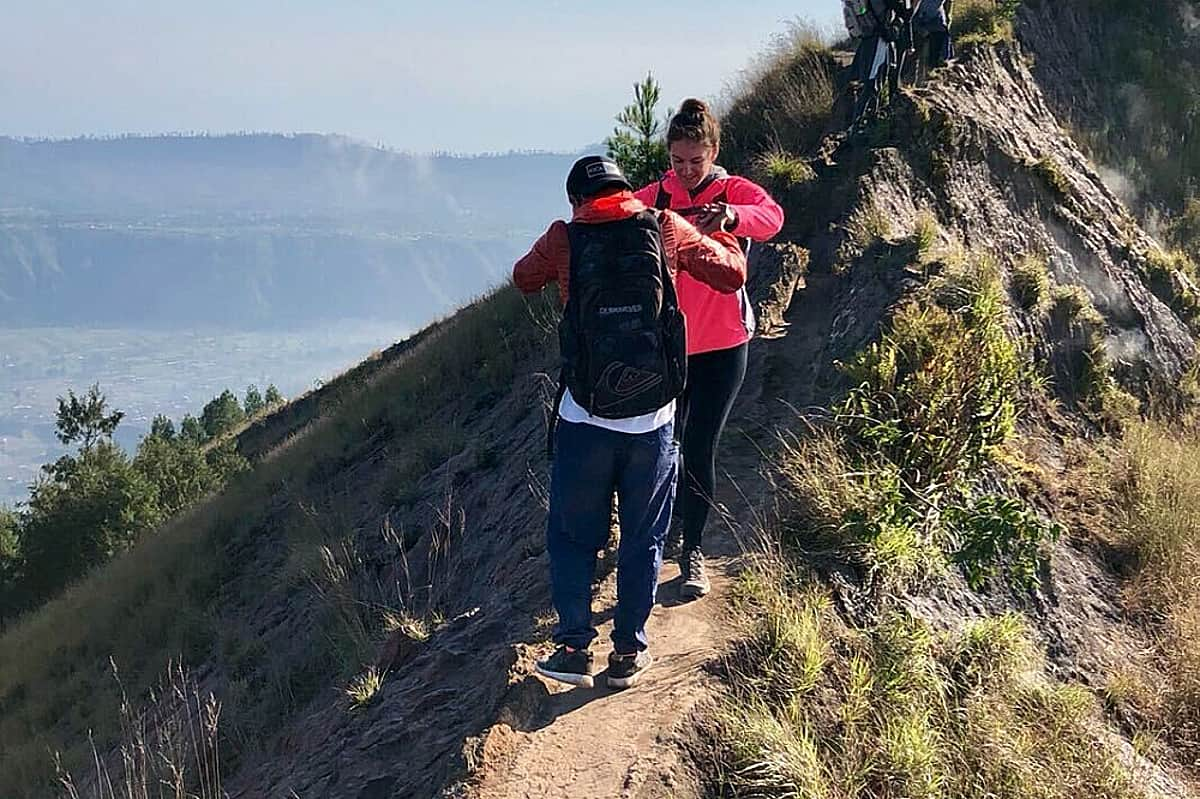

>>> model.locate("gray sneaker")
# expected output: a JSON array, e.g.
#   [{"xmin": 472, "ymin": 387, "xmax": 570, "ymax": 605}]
[
  {"xmin": 680, "ymin": 548, "xmax": 711, "ymax": 599},
  {"xmin": 607, "ymin": 650, "xmax": 653, "ymax": 689}
]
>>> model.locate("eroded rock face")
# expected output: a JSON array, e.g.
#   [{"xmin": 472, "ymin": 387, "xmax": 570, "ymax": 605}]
[
  {"xmin": 767, "ymin": 44, "xmax": 1193, "ymax": 417},
  {"xmin": 897, "ymin": 45, "xmax": 1194, "ymax": 392}
]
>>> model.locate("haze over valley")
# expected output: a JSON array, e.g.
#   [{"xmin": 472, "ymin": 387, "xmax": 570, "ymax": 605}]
[{"xmin": 0, "ymin": 133, "xmax": 576, "ymax": 504}]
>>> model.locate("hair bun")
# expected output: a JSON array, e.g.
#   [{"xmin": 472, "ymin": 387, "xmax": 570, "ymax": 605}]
[{"xmin": 679, "ymin": 98, "xmax": 709, "ymax": 117}]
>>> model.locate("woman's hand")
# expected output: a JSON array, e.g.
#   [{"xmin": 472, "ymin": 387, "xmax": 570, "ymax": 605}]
[{"xmin": 694, "ymin": 202, "xmax": 737, "ymax": 235}]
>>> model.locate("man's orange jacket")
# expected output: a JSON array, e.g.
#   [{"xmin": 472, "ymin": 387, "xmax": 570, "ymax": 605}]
[{"xmin": 512, "ymin": 190, "xmax": 747, "ymax": 304}]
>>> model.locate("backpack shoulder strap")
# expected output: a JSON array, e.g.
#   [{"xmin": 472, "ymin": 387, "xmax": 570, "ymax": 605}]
[
  {"xmin": 643, "ymin": 210, "xmax": 681, "ymax": 312},
  {"xmin": 654, "ymin": 180, "xmax": 671, "ymax": 211}
]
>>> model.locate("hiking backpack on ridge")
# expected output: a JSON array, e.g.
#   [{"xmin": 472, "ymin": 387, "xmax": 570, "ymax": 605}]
[{"xmin": 559, "ymin": 210, "xmax": 687, "ymax": 419}]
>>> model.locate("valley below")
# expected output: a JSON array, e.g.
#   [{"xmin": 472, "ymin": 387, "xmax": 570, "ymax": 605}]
[{"xmin": 0, "ymin": 321, "xmax": 407, "ymax": 505}]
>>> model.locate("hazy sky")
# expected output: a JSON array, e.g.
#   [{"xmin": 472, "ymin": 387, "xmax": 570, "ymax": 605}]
[{"xmin": 1, "ymin": 1, "xmax": 840, "ymax": 154}]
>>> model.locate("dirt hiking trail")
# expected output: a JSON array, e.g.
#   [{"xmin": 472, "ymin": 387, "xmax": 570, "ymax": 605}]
[{"xmin": 468, "ymin": 524, "xmax": 744, "ymax": 799}]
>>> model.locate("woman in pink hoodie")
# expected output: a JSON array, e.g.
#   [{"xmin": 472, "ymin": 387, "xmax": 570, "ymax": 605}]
[{"xmin": 634, "ymin": 98, "xmax": 784, "ymax": 600}]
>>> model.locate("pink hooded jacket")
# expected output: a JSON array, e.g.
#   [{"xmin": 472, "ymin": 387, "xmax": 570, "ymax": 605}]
[{"xmin": 635, "ymin": 168, "xmax": 784, "ymax": 355}]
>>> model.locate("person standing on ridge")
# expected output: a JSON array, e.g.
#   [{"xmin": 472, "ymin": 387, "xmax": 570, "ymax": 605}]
[
  {"xmin": 845, "ymin": 0, "xmax": 917, "ymax": 125},
  {"xmin": 633, "ymin": 99, "xmax": 784, "ymax": 601},
  {"xmin": 914, "ymin": 0, "xmax": 953, "ymax": 69},
  {"xmin": 514, "ymin": 155, "xmax": 747, "ymax": 690}
]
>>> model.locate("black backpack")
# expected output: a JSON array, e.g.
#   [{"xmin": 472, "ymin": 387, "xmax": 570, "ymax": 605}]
[{"xmin": 558, "ymin": 210, "xmax": 687, "ymax": 420}]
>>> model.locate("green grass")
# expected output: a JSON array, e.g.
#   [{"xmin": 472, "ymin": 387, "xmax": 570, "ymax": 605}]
[
  {"xmin": 952, "ymin": 0, "xmax": 1021, "ymax": 48},
  {"xmin": 1047, "ymin": 284, "xmax": 1122, "ymax": 416},
  {"xmin": 1143, "ymin": 245, "xmax": 1200, "ymax": 330},
  {"xmin": 712, "ymin": 566, "xmax": 1143, "ymax": 799},
  {"xmin": 0, "ymin": 284, "xmax": 556, "ymax": 798},
  {"xmin": 912, "ymin": 212, "xmax": 941, "ymax": 262},
  {"xmin": 754, "ymin": 149, "xmax": 817, "ymax": 192}
]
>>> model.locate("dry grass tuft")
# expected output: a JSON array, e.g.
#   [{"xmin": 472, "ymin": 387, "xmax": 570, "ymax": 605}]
[
  {"xmin": 1098, "ymin": 419, "xmax": 1200, "ymax": 756},
  {"xmin": 54, "ymin": 660, "xmax": 223, "ymax": 799},
  {"xmin": 720, "ymin": 22, "xmax": 836, "ymax": 175},
  {"xmin": 711, "ymin": 563, "xmax": 1144, "ymax": 799},
  {"xmin": 345, "ymin": 665, "xmax": 386, "ymax": 710}
]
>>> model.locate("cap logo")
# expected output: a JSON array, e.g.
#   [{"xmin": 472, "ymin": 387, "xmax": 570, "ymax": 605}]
[{"xmin": 586, "ymin": 162, "xmax": 620, "ymax": 179}]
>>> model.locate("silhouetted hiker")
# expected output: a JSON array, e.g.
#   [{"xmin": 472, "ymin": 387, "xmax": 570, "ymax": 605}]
[
  {"xmin": 514, "ymin": 155, "xmax": 747, "ymax": 689},
  {"xmin": 846, "ymin": 0, "xmax": 917, "ymax": 125},
  {"xmin": 915, "ymin": 0, "xmax": 953, "ymax": 69},
  {"xmin": 633, "ymin": 99, "xmax": 783, "ymax": 600}
]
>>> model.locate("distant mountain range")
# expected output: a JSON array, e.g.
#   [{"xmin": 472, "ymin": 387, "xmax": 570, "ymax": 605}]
[{"xmin": 0, "ymin": 134, "xmax": 583, "ymax": 329}]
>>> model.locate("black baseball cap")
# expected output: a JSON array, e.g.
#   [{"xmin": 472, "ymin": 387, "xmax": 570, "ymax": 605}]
[{"xmin": 566, "ymin": 155, "xmax": 633, "ymax": 198}]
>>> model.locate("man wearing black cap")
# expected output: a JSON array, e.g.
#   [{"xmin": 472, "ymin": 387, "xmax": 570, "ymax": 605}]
[{"xmin": 514, "ymin": 155, "xmax": 747, "ymax": 689}]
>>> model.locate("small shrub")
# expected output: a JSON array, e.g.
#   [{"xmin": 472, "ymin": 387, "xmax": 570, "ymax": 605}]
[
  {"xmin": 776, "ymin": 256, "xmax": 1047, "ymax": 589},
  {"xmin": 840, "ymin": 262, "xmax": 1020, "ymax": 483},
  {"xmin": 1144, "ymin": 246, "xmax": 1200, "ymax": 328},
  {"xmin": 774, "ymin": 254, "xmax": 1049, "ymax": 588},
  {"xmin": 1010, "ymin": 255, "xmax": 1052, "ymax": 312},
  {"xmin": 945, "ymin": 494, "xmax": 1063, "ymax": 590}
]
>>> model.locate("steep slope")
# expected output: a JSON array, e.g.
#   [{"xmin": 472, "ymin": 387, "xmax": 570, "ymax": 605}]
[{"xmin": 4, "ymin": 25, "xmax": 1200, "ymax": 799}]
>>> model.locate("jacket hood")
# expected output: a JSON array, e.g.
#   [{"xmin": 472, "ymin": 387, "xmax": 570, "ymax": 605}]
[{"xmin": 571, "ymin": 191, "xmax": 647, "ymax": 223}]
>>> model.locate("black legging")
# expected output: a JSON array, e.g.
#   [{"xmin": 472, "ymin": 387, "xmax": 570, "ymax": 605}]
[{"xmin": 677, "ymin": 342, "xmax": 749, "ymax": 552}]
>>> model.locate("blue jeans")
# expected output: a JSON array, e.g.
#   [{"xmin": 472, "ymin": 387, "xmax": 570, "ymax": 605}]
[{"xmin": 546, "ymin": 419, "xmax": 678, "ymax": 654}]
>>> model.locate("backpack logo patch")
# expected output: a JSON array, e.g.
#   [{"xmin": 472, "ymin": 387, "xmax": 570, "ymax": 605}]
[
  {"xmin": 598, "ymin": 304, "xmax": 643, "ymax": 316},
  {"xmin": 597, "ymin": 362, "xmax": 663, "ymax": 408}
]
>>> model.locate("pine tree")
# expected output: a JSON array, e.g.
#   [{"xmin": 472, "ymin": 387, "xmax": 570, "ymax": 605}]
[
  {"xmin": 55, "ymin": 384, "xmax": 124, "ymax": 451},
  {"xmin": 150, "ymin": 414, "xmax": 176, "ymax": 440},
  {"xmin": 605, "ymin": 73, "xmax": 672, "ymax": 190},
  {"xmin": 243, "ymin": 384, "xmax": 266, "ymax": 416},
  {"xmin": 200, "ymin": 390, "xmax": 245, "ymax": 440}
]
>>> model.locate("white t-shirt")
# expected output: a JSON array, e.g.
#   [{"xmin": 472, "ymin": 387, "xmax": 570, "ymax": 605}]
[{"xmin": 558, "ymin": 388, "xmax": 674, "ymax": 434}]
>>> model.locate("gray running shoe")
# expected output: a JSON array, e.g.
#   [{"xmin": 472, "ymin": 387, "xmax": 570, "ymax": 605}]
[
  {"xmin": 607, "ymin": 649, "xmax": 653, "ymax": 689},
  {"xmin": 680, "ymin": 547, "xmax": 711, "ymax": 599}
]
